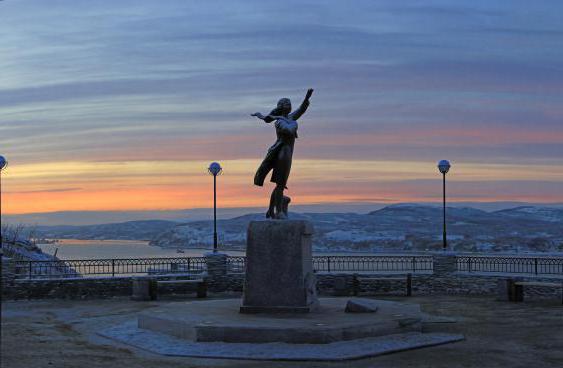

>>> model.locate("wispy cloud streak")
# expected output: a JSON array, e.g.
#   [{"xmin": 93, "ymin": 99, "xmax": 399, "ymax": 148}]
[{"xmin": 1, "ymin": 0, "xmax": 562, "ymax": 213}]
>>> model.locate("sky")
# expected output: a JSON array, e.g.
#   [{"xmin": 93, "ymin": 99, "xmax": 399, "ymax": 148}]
[{"xmin": 1, "ymin": 0, "xmax": 562, "ymax": 219}]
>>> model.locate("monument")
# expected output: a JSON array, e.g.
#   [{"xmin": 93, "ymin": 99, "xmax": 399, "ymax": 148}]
[
  {"xmin": 240, "ymin": 220, "xmax": 318, "ymax": 313},
  {"xmin": 251, "ymin": 88, "xmax": 313, "ymax": 219},
  {"xmin": 101, "ymin": 89, "xmax": 463, "ymax": 360},
  {"xmin": 241, "ymin": 89, "xmax": 319, "ymax": 313}
]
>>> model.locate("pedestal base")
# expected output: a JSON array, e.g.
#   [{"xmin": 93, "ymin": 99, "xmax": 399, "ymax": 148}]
[
  {"xmin": 99, "ymin": 297, "xmax": 464, "ymax": 360},
  {"xmin": 137, "ymin": 298, "xmax": 423, "ymax": 344},
  {"xmin": 241, "ymin": 220, "xmax": 318, "ymax": 313},
  {"xmin": 239, "ymin": 305, "xmax": 315, "ymax": 314}
]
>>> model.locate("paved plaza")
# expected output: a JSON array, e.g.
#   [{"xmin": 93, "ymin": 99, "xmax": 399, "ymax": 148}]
[{"xmin": 2, "ymin": 295, "xmax": 562, "ymax": 368}]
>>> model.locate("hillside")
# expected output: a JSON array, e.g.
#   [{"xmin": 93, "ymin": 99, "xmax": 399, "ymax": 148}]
[
  {"xmin": 30, "ymin": 205, "xmax": 563, "ymax": 253},
  {"xmin": 149, "ymin": 204, "xmax": 563, "ymax": 253},
  {"xmin": 35, "ymin": 220, "xmax": 179, "ymax": 241}
]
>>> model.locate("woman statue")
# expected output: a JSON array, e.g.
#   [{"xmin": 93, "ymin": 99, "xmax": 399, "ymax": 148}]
[{"xmin": 251, "ymin": 88, "xmax": 314, "ymax": 219}]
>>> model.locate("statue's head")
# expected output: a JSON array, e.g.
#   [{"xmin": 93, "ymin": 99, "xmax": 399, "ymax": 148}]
[{"xmin": 270, "ymin": 98, "xmax": 291, "ymax": 117}]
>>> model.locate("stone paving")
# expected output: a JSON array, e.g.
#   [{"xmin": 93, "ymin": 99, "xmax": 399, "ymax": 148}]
[
  {"xmin": 2, "ymin": 295, "xmax": 562, "ymax": 368},
  {"xmin": 100, "ymin": 322, "xmax": 463, "ymax": 361}
]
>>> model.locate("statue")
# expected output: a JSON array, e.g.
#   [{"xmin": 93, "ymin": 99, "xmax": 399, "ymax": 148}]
[{"xmin": 251, "ymin": 88, "xmax": 314, "ymax": 219}]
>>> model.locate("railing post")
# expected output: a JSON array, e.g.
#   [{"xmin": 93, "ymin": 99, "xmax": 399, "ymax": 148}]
[
  {"xmin": 327, "ymin": 256, "xmax": 331, "ymax": 273},
  {"xmin": 111, "ymin": 259, "xmax": 115, "ymax": 277},
  {"xmin": 412, "ymin": 256, "xmax": 416, "ymax": 272},
  {"xmin": 188, "ymin": 257, "xmax": 191, "ymax": 272},
  {"xmin": 28, "ymin": 261, "xmax": 32, "ymax": 279},
  {"xmin": 204, "ymin": 252, "xmax": 228, "ymax": 292},
  {"xmin": 467, "ymin": 257, "xmax": 471, "ymax": 272},
  {"xmin": 535, "ymin": 258, "xmax": 538, "ymax": 275},
  {"xmin": 433, "ymin": 252, "xmax": 457, "ymax": 276}
]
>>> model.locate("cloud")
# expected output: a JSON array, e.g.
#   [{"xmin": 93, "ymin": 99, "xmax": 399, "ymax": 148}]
[
  {"xmin": 3, "ymin": 158, "xmax": 562, "ymax": 214},
  {"xmin": 6, "ymin": 187, "xmax": 81, "ymax": 194},
  {"xmin": 1, "ymin": 0, "xmax": 562, "ymax": 213}
]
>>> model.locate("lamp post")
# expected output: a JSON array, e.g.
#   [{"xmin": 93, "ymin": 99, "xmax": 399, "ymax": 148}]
[
  {"xmin": 208, "ymin": 162, "xmax": 222, "ymax": 253},
  {"xmin": 0, "ymin": 155, "xmax": 7, "ymax": 246},
  {"xmin": 437, "ymin": 160, "xmax": 451, "ymax": 250}
]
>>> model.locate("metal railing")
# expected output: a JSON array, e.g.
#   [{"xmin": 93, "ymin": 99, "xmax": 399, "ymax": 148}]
[
  {"xmin": 457, "ymin": 256, "xmax": 563, "ymax": 276},
  {"xmin": 14, "ymin": 257, "xmax": 207, "ymax": 279},
  {"xmin": 313, "ymin": 255, "xmax": 433, "ymax": 273},
  {"xmin": 11, "ymin": 254, "xmax": 563, "ymax": 280},
  {"xmin": 220, "ymin": 255, "xmax": 434, "ymax": 275},
  {"xmin": 226, "ymin": 256, "xmax": 246, "ymax": 273},
  {"xmin": 12, "ymin": 255, "xmax": 433, "ymax": 279}
]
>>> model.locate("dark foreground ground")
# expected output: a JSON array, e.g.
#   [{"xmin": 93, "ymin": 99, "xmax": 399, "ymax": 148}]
[{"xmin": 1, "ymin": 295, "xmax": 562, "ymax": 368}]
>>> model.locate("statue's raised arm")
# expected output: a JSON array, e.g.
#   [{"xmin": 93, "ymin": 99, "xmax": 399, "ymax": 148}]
[{"xmin": 289, "ymin": 88, "xmax": 313, "ymax": 121}]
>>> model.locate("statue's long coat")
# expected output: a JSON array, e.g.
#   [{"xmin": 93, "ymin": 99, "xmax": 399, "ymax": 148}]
[{"xmin": 254, "ymin": 100, "xmax": 310, "ymax": 188}]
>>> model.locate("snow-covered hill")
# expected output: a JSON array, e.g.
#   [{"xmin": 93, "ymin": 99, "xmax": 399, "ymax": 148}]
[
  {"xmin": 149, "ymin": 204, "xmax": 563, "ymax": 253},
  {"xmin": 29, "ymin": 204, "xmax": 563, "ymax": 253},
  {"xmin": 36, "ymin": 220, "xmax": 178, "ymax": 241},
  {"xmin": 2, "ymin": 237, "xmax": 78, "ymax": 278},
  {"xmin": 494, "ymin": 206, "xmax": 563, "ymax": 223},
  {"xmin": 2, "ymin": 239, "xmax": 57, "ymax": 262}
]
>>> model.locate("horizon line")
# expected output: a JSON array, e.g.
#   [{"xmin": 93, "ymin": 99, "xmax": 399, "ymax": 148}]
[{"xmin": 5, "ymin": 199, "xmax": 563, "ymax": 217}]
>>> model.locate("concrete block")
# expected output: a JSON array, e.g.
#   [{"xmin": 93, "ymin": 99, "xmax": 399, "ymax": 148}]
[{"xmin": 345, "ymin": 298, "xmax": 379, "ymax": 313}]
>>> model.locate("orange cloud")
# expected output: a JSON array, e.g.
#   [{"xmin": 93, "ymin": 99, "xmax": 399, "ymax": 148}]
[{"xmin": 2, "ymin": 159, "xmax": 562, "ymax": 214}]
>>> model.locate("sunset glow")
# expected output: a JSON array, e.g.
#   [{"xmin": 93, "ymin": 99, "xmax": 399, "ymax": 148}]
[
  {"xmin": 1, "ymin": 1, "xmax": 562, "ymax": 219},
  {"xmin": 4, "ymin": 159, "xmax": 562, "ymax": 214}
]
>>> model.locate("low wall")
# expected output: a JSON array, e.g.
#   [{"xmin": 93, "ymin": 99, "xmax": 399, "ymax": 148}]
[
  {"xmin": 2, "ymin": 254, "xmax": 561, "ymax": 301},
  {"xmin": 8, "ymin": 277, "xmax": 133, "ymax": 300},
  {"xmin": 2, "ymin": 273, "xmax": 209, "ymax": 300},
  {"xmin": 207, "ymin": 272, "xmax": 245, "ymax": 293},
  {"xmin": 413, "ymin": 273, "xmax": 562, "ymax": 300}
]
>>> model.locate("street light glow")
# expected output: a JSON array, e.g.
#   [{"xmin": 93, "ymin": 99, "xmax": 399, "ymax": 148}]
[
  {"xmin": 0, "ymin": 155, "xmax": 7, "ymax": 171},
  {"xmin": 208, "ymin": 162, "xmax": 222, "ymax": 176},
  {"xmin": 437, "ymin": 159, "xmax": 451, "ymax": 174}
]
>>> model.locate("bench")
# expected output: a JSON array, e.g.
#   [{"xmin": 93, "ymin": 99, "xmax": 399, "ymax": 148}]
[
  {"xmin": 131, "ymin": 278, "xmax": 207, "ymax": 301},
  {"xmin": 156, "ymin": 279, "xmax": 207, "ymax": 299},
  {"xmin": 511, "ymin": 281, "xmax": 562, "ymax": 304},
  {"xmin": 353, "ymin": 274, "xmax": 412, "ymax": 297}
]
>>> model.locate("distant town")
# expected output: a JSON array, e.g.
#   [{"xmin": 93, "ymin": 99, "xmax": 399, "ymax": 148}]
[{"xmin": 21, "ymin": 204, "xmax": 562, "ymax": 254}]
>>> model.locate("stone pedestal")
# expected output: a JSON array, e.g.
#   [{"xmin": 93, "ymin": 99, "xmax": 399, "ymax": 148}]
[
  {"xmin": 432, "ymin": 252, "xmax": 458, "ymax": 276},
  {"xmin": 240, "ymin": 220, "xmax": 318, "ymax": 313},
  {"xmin": 131, "ymin": 278, "xmax": 157, "ymax": 301},
  {"xmin": 204, "ymin": 252, "xmax": 228, "ymax": 292},
  {"xmin": 204, "ymin": 252, "xmax": 228, "ymax": 275}
]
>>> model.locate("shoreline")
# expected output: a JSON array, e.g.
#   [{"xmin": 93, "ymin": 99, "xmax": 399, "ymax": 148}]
[{"xmin": 38, "ymin": 239, "xmax": 563, "ymax": 257}]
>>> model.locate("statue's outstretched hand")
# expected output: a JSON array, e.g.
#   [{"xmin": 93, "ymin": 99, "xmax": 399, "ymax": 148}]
[
  {"xmin": 305, "ymin": 88, "xmax": 314, "ymax": 100},
  {"xmin": 251, "ymin": 112, "xmax": 265, "ymax": 120}
]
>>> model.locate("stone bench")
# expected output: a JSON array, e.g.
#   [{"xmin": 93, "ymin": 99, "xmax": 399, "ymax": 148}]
[
  {"xmin": 157, "ymin": 279, "xmax": 207, "ymax": 299},
  {"xmin": 499, "ymin": 279, "xmax": 563, "ymax": 304},
  {"xmin": 353, "ymin": 274, "xmax": 412, "ymax": 297},
  {"xmin": 131, "ymin": 278, "xmax": 207, "ymax": 301},
  {"xmin": 512, "ymin": 281, "xmax": 562, "ymax": 304}
]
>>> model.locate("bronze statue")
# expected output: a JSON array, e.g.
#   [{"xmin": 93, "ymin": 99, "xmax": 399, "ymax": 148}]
[{"xmin": 251, "ymin": 88, "xmax": 314, "ymax": 219}]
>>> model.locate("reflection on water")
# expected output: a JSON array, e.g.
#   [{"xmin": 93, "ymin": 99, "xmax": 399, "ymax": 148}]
[
  {"xmin": 38, "ymin": 239, "xmax": 245, "ymax": 260},
  {"xmin": 37, "ymin": 239, "xmax": 385, "ymax": 260}
]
